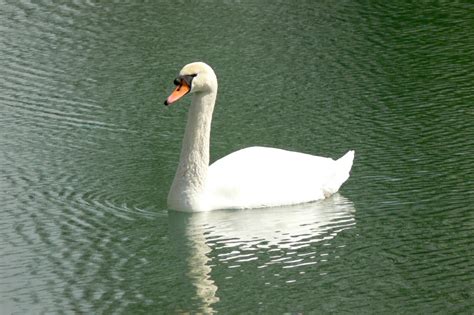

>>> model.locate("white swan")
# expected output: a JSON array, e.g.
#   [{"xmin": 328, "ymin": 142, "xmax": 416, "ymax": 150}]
[{"xmin": 165, "ymin": 62, "xmax": 354, "ymax": 212}]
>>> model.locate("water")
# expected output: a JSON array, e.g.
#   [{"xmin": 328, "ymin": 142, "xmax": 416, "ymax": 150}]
[{"xmin": 1, "ymin": 1, "xmax": 473, "ymax": 313}]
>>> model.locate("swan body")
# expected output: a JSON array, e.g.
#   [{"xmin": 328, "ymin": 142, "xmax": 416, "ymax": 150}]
[{"xmin": 165, "ymin": 62, "xmax": 354, "ymax": 212}]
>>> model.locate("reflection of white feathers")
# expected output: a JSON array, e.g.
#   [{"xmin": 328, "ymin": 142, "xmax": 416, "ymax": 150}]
[
  {"xmin": 192, "ymin": 194, "xmax": 355, "ymax": 249},
  {"xmin": 184, "ymin": 229, "xmax": 219, "ymax": 313},
  {"xmin": 169, "ymin": 195, "xmax": 356, "ymax": 312}
]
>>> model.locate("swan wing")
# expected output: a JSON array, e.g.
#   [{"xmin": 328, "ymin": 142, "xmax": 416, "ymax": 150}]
[{"xmin": 207, "ymin": 147, "xmax": 354, "ymax": 210}]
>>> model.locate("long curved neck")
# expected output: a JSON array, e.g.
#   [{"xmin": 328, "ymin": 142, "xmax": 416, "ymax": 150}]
[
  {"xmin": 179, "ymin": 91, "xmax": 216, "ymax": 182},
  {"xmin": 168, "ymin": 89, "xmax": 217, "ymax": 211}
]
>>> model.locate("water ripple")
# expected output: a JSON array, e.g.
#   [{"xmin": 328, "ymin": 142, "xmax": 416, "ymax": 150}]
[
  {"xmin": 1, "ymin": 0, "xmax": 473, "ymax": 313},
  {"xmin": 169, "ymin": 195, "xmax": 356, "ymax": 297}
]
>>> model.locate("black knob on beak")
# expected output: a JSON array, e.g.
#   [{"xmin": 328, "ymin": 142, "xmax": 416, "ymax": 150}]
[{"xmin": 173, "ymin": 78, "xmax": 181, "ymax": 86}]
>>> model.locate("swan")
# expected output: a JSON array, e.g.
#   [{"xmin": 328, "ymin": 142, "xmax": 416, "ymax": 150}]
[{"xmin": 164, "ymin": 62, "xmax": 354, "ymax": 212}]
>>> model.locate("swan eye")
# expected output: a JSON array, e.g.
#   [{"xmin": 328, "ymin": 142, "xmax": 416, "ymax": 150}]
[{"xmin": 179, "ymin": 74, "xmax": 196, "ymax": 87}]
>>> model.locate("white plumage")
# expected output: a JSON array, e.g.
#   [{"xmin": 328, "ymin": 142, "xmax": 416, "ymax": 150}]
[{"xmin": 208, "ymin": 147, "xmax": 354, "ymax": 210}]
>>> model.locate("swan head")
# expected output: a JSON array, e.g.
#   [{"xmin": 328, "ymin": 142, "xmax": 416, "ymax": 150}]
[{"xmin": 164, "ymin": 62, "xmax": 217, "ymax": 106}]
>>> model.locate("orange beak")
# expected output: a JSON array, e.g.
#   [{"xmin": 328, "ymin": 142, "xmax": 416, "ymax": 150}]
[{"xmin": 165, "ymin": 80, "xmax": 190, "ymax": 106}]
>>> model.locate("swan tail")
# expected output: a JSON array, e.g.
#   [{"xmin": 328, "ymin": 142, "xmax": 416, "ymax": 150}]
[
  {"xmin": 324, "ymin": 150, "xmax": 355, "ymax": 196},
  {"xmin": 338, "ymin": 150, "xmax": 355, "ymax": 174}
]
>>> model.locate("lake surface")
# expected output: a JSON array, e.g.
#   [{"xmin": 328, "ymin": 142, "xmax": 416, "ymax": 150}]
[{"xmin": 1, "ymin": 1, "xmax": 473, "ymax": 313}]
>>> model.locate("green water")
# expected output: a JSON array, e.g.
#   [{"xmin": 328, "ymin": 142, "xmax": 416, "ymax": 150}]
[{"xmin": 1, "ymin": 1, "xmax": 473, "ymax": 313}]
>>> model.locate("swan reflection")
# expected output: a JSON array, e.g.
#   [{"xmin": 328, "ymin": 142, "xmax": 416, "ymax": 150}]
[{"xmin": 168, "ymin": 194, "xmax": 356, "ymax": 312}]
